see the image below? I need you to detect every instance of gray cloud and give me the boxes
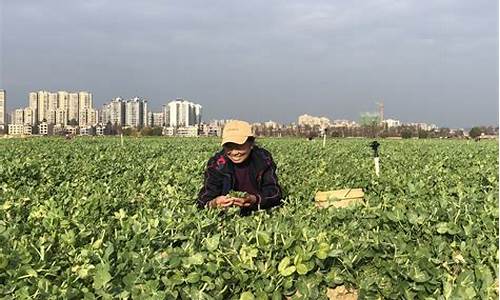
[1,0,498,127]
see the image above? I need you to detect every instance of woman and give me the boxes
[197,120,282,215]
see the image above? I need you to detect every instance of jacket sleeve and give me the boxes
[197,161,224,208]
[256,158,282,210]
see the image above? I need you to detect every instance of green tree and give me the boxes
[151,127,163,136]
[141,127,153,136]
[469,127,483,139]
[401,129,413,139]
[359,112,381,138]
[418,130,429,139]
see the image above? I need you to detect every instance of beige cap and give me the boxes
[221,120,254,146]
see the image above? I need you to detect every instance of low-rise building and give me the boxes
[298,114,331,127]
[95,124,105,136]
[38,122,54,136]
[383,119,401,128]
[162,127,175,136]
[80,126,93,136]
[53,124,65,135]
[23,124,33,135]
[200,123,222,137]
[176,126,198,137]
[332,120,358,128]
[65,126,78,135]
[8,124,24,135]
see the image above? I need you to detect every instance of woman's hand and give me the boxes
[209,195,234,208]
[232,194,258,207]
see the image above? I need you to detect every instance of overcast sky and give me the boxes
[1,0,498,127]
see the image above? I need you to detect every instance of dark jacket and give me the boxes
[197,146,283,215]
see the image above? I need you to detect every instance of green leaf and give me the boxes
[93,263,112,290]
[436,222,448,234]
[187,253,204,265]
[207,262,218,274]
[256,232,271,246]
[206,235,220,251]
[278,257,290,272]
[280,266,296,277]
[186,272,200,284]
[296,263,308,275]
[408,266,430,283]
[240,291,255,300]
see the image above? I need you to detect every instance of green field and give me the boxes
[0,137,498,299]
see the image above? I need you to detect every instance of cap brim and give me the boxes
[221,135,249,146]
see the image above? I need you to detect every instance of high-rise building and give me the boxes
[0,90,5,129]
[149,112,164,127]
[58,91,69,111]
[162,105,170,126]
[165,99,202,127]
[28,92,38,124]
[194,104,202,125]
[55,108,67,126]
[78,91,92,120]
[79,108,98,126]
[68,93,79,124]
[46,92,59,125]
[23,108,35,125]
[37,91,49,123]
[106,97,125,126]
[124,97,148,127]
[14,109,24,125]
[48,92,58,111]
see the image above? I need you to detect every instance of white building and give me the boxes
[264,121,280,129]
[14,109,24,125]
[125,97,147,127]
[37,90,49,123]
[102,98,125,126]
[8,124,32,136]
[200,123,222,137]
[383,119,401,128]
[23,108,35,125]
[148,112,164,127]
[162,127,175,136]
[68,93,79,124]
[55,109,67,126]
[407,122,438,131]
[79,126,93,136]
[65,126,78,135]
[28,92,38,124]
[176,126,199,137]
[8,124,23,135]
[95,124,105,136]
[298,114,331,127]
[331,120,358,128]
[79,91,92,111]
[58,91,69,112]
[165,99,202,127]
[48,92,58,112]
[0,90,5,130]
[38,122,53,136]
[79,108,98,127]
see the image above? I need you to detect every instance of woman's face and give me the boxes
[224,140,253,164]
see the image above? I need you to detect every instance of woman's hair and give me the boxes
[246,136,256,144]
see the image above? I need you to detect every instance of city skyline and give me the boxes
[1,1,498,128]
[1,88,497,129]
